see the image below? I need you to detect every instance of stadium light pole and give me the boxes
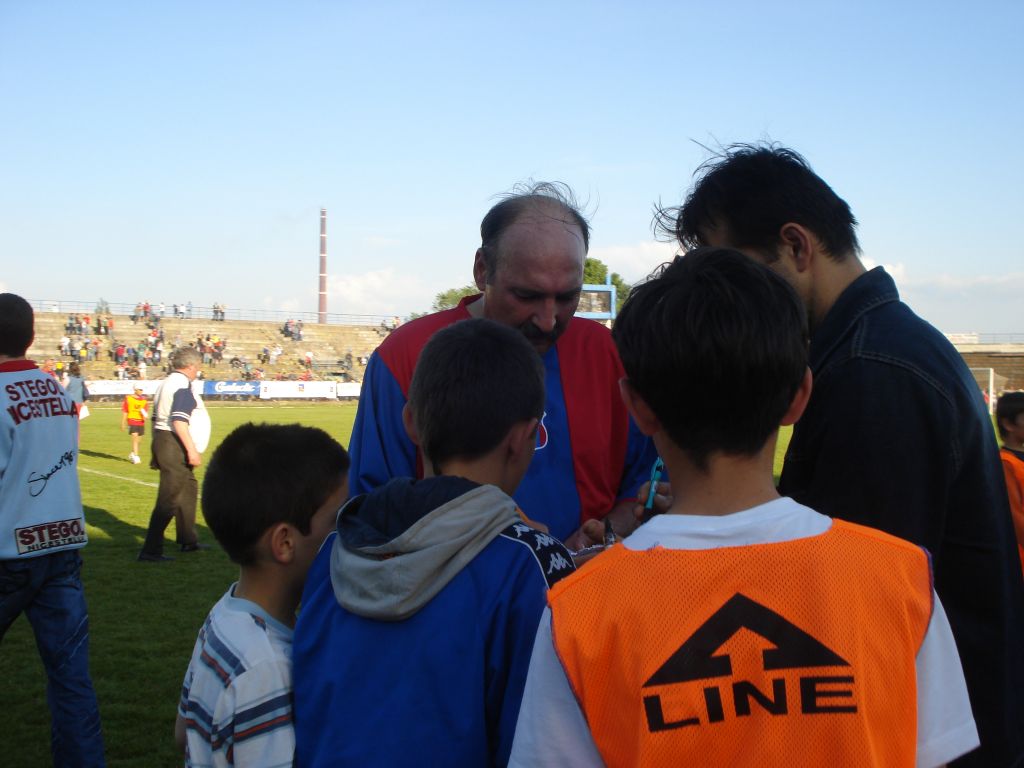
[318,207,327,324]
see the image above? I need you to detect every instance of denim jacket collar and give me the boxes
[810,266,898,371]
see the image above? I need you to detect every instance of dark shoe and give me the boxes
[179,542,211,553]
[137,552,174,562]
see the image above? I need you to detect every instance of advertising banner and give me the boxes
[258,381,339,399]
[84,380,162,397]
[83,380,201,397]
[337,382,362,398]
[203,380,260,397]
[83,380,359,399]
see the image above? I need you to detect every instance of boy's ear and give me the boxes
[267,522,296,565]
[780,367,813,426]
[778,223,816,273]
[402,403,421,447]
[506,417,539,463]
[619,378,661,437]
[499,417,540,473]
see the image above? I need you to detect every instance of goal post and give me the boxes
[969,367,1007,415]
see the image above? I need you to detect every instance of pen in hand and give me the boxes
[642,457,665,523]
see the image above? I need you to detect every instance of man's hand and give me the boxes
[172,419,202,467]
[561,479,676,553]
[562,496,652,552]
[563,519,605,553]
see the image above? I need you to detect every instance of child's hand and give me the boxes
[633,480,673,521]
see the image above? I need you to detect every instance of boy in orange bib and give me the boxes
[996,391,1024,575]
[509,248,978,767]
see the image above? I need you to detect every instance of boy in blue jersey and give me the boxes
[293,318,576,767]
[175,423,349,766]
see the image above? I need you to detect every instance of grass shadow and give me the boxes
[80,448,126,461]
[83,504,148,545]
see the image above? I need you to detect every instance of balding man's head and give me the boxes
[477,181,590,281]
[472,183,588,356]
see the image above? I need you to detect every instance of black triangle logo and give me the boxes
[644,593,849,687]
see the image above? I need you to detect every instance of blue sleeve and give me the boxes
[617,416,658,501]
[348,352,417,496]
[486,554,554,767]
[169,388,197,423]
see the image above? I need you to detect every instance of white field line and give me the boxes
[79,466,159,488]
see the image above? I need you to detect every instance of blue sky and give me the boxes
[2,1,1021,332]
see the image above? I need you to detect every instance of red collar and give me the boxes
[0,359,39,373]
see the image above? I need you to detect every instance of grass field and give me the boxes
[1,402,358,767]
[1,400,792,766]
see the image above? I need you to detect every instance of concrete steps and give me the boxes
[27,312,382,382]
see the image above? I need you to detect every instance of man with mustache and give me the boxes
[348,183,654,549]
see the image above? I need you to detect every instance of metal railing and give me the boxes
[26,298,1024,338]
[947,333,1024,344]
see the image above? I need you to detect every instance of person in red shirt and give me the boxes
[122,385,148,464]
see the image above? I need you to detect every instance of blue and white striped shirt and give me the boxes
[179,585,295,767]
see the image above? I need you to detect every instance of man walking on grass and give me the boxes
[138,347,211,562]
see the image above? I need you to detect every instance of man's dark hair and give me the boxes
[0,293,34,357]
[660,143,860,263]
[613,247,808,471]
[409,318,544,469]
[997,392,1024,439]
[201,423,350,565]
[479,181,590,281]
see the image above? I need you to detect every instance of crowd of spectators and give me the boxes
[65,312,115,337]
[281,318,304,340]
[47,304,375,387]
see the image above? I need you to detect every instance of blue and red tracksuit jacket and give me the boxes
[347,296,655,541]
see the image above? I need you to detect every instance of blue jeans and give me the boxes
[0,550,105,767]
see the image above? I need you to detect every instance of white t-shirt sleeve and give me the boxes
[509,608,604,768]
[915,591,979,767]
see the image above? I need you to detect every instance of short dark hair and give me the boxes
[409,318,544,469]
[613,247,808,471]
[0,293,34,357]
[201,423,350,565]
[996,392,1024,439]
[661,143,860,262]
[479,181,590,281]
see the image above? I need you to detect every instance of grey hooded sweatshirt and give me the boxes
[332,476,553,620]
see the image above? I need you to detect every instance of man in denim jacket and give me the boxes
[670,144,1024,767]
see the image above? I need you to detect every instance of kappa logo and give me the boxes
[500,520,575,589]
[643,593,856,731]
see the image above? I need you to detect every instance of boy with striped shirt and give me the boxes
[175,423,349,766]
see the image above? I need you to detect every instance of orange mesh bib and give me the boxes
[549,519,932,767]
[1001,448,1024,577]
